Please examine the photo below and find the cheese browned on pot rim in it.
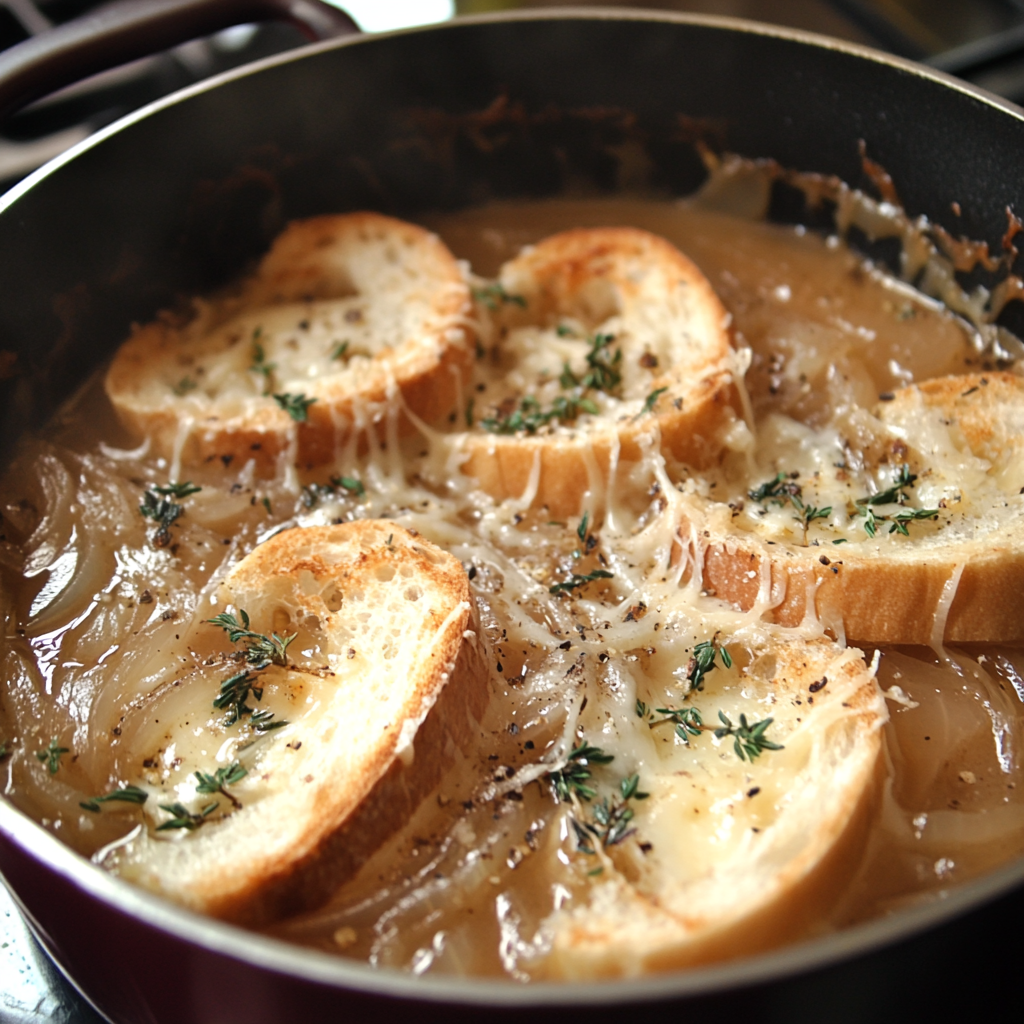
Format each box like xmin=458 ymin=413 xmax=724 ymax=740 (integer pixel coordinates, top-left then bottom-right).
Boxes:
xmin=0 ymin=168 xmax=1022 ymax=979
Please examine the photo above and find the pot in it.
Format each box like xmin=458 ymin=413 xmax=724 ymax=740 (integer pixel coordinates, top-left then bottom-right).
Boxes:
xmin=0 ymin=5 xmax=1022 ymax=1021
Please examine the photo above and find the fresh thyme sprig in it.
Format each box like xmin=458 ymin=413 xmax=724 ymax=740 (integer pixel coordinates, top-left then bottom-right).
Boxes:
xmin=481 ymin=393 xmax=599 ymax=435
xmin=637 ymin=386 xmax=668 ymax=418
xmin=654 ymin=705 xmax=705 ymax=744
xmin=80 ymin=785 xmax=149 ymax=813
xmin=473 ymin=282 xmax=527 ymax=311
xmin=273 ymin=392 xmax=317 ymax=422
xmin=207 ymin=609 xmax=296 ymax=669
xmin=156 ymin=801 xmax=218 ymax=831
xmin=250 ymin=341 xmax=276 ymax=394
xmin=300 ymin=474 xmax=366 ymax=509
xmin=250 ymin=708 xmax=289 ymax=733
xmin=571 ymin=773 xmax=650 ymax=854
xmin=685 ymin=639 xmax=732 ymax=693
xmin=861 ymin=504 xmax=939 ymax=538
xmin=549 ymin=569 xmax=613 ymax=596
xmin=580 ymin=333 xmax=622 ymax=393
xmin=153 ymin=481 xmax=201 ymax=499
xmin=194 ymin=761 xmax=247 ymax=810
xmin=714 ymin=711 xmax=784 ymax=762
xmin=139 ymin=490 xmax=184 ymax=548
xmin=748 ymin=471 xmax=802 ymax=505
xmin=856 ymin=464 xmax=917 ymax=507
xmin=35 ymin=738 xmax=68 ymax=775
xmin=546 ymin=742 xmax=614 ymax=803
xmin=212 ymin=669 xmax=262 ymax=726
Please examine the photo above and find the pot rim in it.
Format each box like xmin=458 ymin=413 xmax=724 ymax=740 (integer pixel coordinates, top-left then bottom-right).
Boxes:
xmin=1 ymin=6 xmax=1023 ymax=1007
xmin=3 ymin=5 xmax=1024 ymax=217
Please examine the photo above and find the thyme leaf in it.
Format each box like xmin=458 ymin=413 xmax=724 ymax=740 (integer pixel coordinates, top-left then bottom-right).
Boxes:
xmin=250 ymin=341 xmax=276 ymax=394
xmin=330 ymin=341 xmax=349 ymax=361
xmin=481 ymin=393 xmax=599 ymax=435
xmin=194 ymin=761 xmax=247 ymax=810
xmin=212 ymin=669 xmax=262 ymax=726
xmin=548 ymin=569 xmax=613 ymax=595
xmin=473 ymin=282 xmax=527 ymax=310
xmin=139 ymin=489 xmax=184 ymax=548
xmin=207 ymin=609 xmax=296 ymax=669
xmin=273 ymin=392 xmax=317 ymax=422
xmin=152 ymin=481 xmax=201 ymax=499
xmin=856 ymin=464 xmax=917 ymax=507
xmin=300 ymin=474 xmax=366 ymax=509
xmin=686 ymin=639 xmax=732 ymax=693
xmin=714 ymin=711 xmax=784 ymax=761
xmin=80 ymin=785 xmax=149 ymax=813
xmin=581 ymin=333 xmax=622 ymax=393
xmin=156 ymin=801 xmax=219 ymax=831
xmin=638 ymin=386 xmax=668 ymax=417
xmin=748 ymin=471 xmax=802 ymax=505
xmin=35 ymin=738 xmax=68 ymax=775
xmin=546 ymin=742 xmax=614 ymax=803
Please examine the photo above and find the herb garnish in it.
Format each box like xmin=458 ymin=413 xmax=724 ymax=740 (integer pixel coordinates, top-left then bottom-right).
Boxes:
xmin=300 ymin=474 xmax=365 ymax=509
xmin=862 ymin=504 xmax=940 ymax=537
xmin=156 ymin=801 xmax=218 ymax=831
xmin=546 ymin=742 xmax=614 ymax=803
xmin=577 ymin=511 xmax=590 ymax=544
xmin=748 ymin=471 xmax=802 ymax=504
xmin=35 ymin=738 xmax=68 ymax=775
xmin=250 ymin=341 xmax=276 ymax=394
xmin=714 ymin=711 xmax=784 ymax=761
xmin=473 ymin=282 xmax=527 ymax=310
xmin=273 ymin=392 xmax=317 ymax=422
xmin=549 ymin=569 xmax=614 ymax=595
xmin=685 ymin=639 xmax=731 ymax=693
xmin=80 ymin=785 xmax=149 ymax=813
xmin=212 ymin=670 xmax=262 ymax=725
xmin=250 ymin=708 xmax=289 ymax=733
xmin=172 ymin=376 xmax=197 ymax=396
xmin=652 ymin=704 xmax=705 ymax=744
xmin=481 ymin=393 xmax=599 ymax=435
xmin=581 ymin=333 xmax=622 ymax=393
xmin=637 ymin=386 xmax=668 ymax=418
xmin=207 ymin=609 xmax=296 ymax=669
xmin=857 ymin=464 xmax=917 ymax=507
xmin=330 ymin=341 xmax=349 ymax=361
xmin=571 ymin=773 xmax=650 ymax=854
xmin=153 ymin=481 xmax=201 ymax=499
xmin=194 ymin=761 xmax=247 ymax=810
xmin=139 ymin=489 xmax=184 ymax=547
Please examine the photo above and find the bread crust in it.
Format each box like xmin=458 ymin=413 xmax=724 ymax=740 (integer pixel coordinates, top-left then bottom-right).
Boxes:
xmin=459 ymin=228 xmax=738 ymax=516
xmin=540 ymin=637 xmax=885 ymax=977
xmin=686 ymin=372 xmax=1024 ymax=644
xmin=112 ymin=521 xmax=489 ymax=926
xmin=105 ymin=213 xmax=473 ymax=475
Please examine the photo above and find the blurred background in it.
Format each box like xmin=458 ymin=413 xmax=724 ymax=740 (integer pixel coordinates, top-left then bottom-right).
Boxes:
xmin=3 ymin=0 xmax=1024 ymax=190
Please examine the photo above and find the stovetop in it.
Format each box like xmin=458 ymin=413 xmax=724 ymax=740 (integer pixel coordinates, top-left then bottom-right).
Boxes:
xmin=2 ymin=1 xmax=1024 ymax=1021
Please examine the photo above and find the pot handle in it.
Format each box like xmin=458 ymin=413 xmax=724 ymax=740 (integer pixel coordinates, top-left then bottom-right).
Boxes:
xmin=0 ymin=0 xmax=360 ymax=123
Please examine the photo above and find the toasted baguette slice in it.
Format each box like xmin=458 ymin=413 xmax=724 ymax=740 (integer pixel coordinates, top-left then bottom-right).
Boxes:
xmin=458 ymin=228 xmax=739 ymax=517
xmin=105 ymin=521 xmax=489 ymax=926
xmin=539 ymin=636 xmax=885 ymax=978
xmin=688 ymin=372 xmax=1024 ymax=644
xmin=106 ymin=213 xmax=473 ymax=475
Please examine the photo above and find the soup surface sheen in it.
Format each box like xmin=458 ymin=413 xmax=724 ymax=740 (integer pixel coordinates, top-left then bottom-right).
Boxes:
xmin=1 ymin=193 xmax=1022 ymax=979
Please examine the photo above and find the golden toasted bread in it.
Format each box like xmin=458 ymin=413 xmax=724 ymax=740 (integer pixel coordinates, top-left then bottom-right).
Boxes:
xmin=686 ymin=372 xmax=1024 ymax=644
xmin=106 ymin=213 xmax=473 ymax=475
xmin=105 ymin=521 xmax=489 ymax=925
xmin=539 ymin=636 xmax=885 ymax=977
xmin=458 ymin=228 xmax=739 ymax=516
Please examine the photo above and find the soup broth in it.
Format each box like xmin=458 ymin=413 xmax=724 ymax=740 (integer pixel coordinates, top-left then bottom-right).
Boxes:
xmin=1 ymin=192 xmax=1022 ymax=979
